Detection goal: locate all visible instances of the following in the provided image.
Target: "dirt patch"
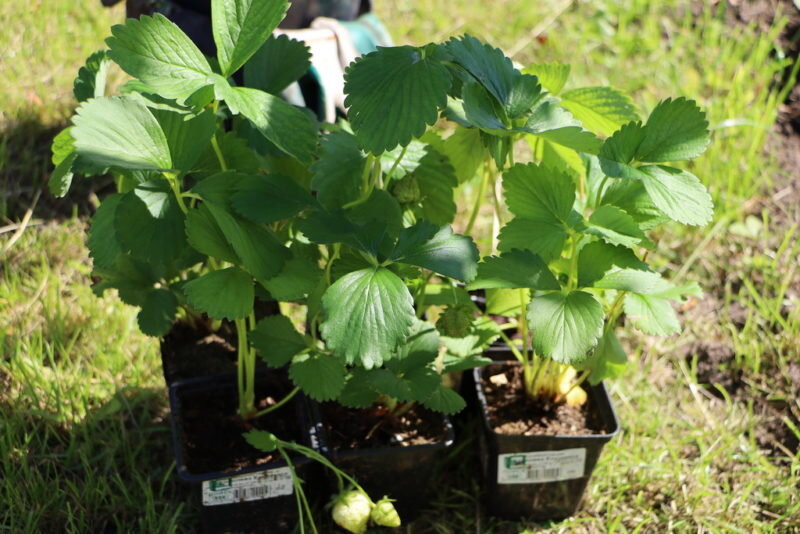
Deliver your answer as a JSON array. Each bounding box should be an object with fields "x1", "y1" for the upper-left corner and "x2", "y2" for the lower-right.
[
  {"x1": 319, "y1": 402, "x2": 447, "y2": 450},
  {"x1": 685, "y1": 340, "x2": 744, "y2": 396},
  {"x1": 481, "y1": 364, "x2": 607, "y2": 436}
]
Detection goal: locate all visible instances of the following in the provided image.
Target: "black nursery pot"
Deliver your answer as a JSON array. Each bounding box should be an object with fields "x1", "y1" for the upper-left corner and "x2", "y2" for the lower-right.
[
  {"x1": 169, "y1": 371, "x2": 318, "y2": 534},
  {"x1": 473, "y1": 361, "x2": 619, "y2": 521},
  {"x1": 310, "y1": 402, "x2": 455, "y2": 520}
]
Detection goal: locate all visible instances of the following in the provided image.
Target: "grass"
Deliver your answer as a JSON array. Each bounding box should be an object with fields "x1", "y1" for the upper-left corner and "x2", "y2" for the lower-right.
[{"x1": 2, "y1": 0, "x2": 799, "y2": 532}]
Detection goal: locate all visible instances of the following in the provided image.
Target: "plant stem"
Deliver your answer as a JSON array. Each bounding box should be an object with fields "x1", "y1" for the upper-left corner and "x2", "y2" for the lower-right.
[
  {"x1": 278, "y1": 447, "x2": 318, "y2": 534},
  {"x1": 342, "y1": 154, "x2": 377, "y2": 209},
  {"x1": 235, "y1": 317, "x2": 255, "y2": 418},
  {"x1": 253, "y1": 387, "x2": 300, "y2": 418},
  {"x1": 383, "y1": 145, "x2": 407, "y2": 190},
  {"x1": 211, "y1": 135, "x2": 228, "y2": 171},
  {"x1": 165, "y1": 173, "x2": 189, "y2": 214},
  {"x1": 465, "y1": 161, "x2": 490, "y2": 236},
  {"x1": 496, "y1": 328, "x2": 525, "y2": 364},
  {"x1": 566, "y1": 233, "x2": 580, "y2": 291}
]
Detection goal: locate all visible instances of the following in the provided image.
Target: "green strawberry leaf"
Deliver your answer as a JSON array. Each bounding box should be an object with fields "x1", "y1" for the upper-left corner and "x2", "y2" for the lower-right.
[
  {"x1": 468, "y1": 250, "x2": 560, "y2": 290},
  {"x1": 635, "y1": 97, "x2": 709, "y2": 162},
  {"x1": 522, "y1": 99, "x2": 601, "y2": 153},
  {"x1": 577, "y1": 241, "x2": 648, "y2": 287},
  {"x1": 575, "y1": 327, "x2": 627, "y2": 385},
  {"x1": 311, "y1": 130, "x2": 365, "y2": 210},
  {"x1": 244, "y1": 34, "x2": 311, "y2": 94},
  {"x1": 183, "y1": 266, "x2": 254, "y2": 320},
  {"x1": 88, "y1": 194, "x2": 124, "y2": 269},
  {"x1": 193, "y1": 131, "x2": 262, "y2": 178},
  {"x1": 422, "y1": 385, "x2": 466, "y2": 415},
  {"x1": 462, "y1": 82, "x2": 508, "y2": 134},
  {"x1": 527, "y1": 290, "x2": 604, "y2": 363},
  {"x1": 503, "y1": 162, "x2": 576, "y2": 222},
  {"x1": 391, "y1": 222, "x2": 479, "y2": 282},
  {"x1": 115, "y1": 180, "x2": 186, "y2": 265},
  {"x1": 74, "y1": 50, "x2": 111, "y2": 103},
  {"x1": 583, "y1": 205, "x2": 647, "y2": 247},
  {"x1": 251, "y1": 315, "x2": 307, "y2": 367},
  {"x1": 441, "y1": 315, "x2": 501, "y2": 357},
  {"x1": 624, "y1": 293, "x2": 680, "y2": 336},
  {"x1": 150, "y1": 108, "x2": 216, "y2": 171},
  {"x1": 243, "y1": 430, "x2": 278, "y2": 452},
  {"x1": 205, "y1": 202, "x2": 289, "y2": 281},
  {"x1": 337, "y1": 369, "x2": 380, "y2": 408},
  {"x1": 259, "y1": 253, "x2": 322, "y2": 301},
  {"x1": 600, "y1": 179, "x2": 668, "y2": 230},
  {"x1": 408, "y1": 147, "x2": 459, "y2": 226},
  {"x1": 106, "y1": 14, "x2": 213, "y2": 102},
  {"x1": 560, "y1": 87, "x2": 639, "y2": 137},
  {"x1": 497, "y1": 216, "x2": 569, "y2": 263},
  {"x1": 72, "y1": 97, "x2": 172, "y2": 171},
  {"x1": 523, "y1": 62, "x2": 570, "y2": 95},
  {"x1": 440, "y1": 353, "x2": 492, "y2": 374},
  {"x1": 137, "y1": 288, "x2": 178, "y2": 337},
  {"x1": 592, "y1": 269, "x2": 670, "y2": 294},
  {"x1": 289, "y1": 352, "x2": 346, "y2": 401},
  {"x1": 222, "y1": 86, "x2": 317, "y2": 163},
  {"x1": 486, "y1": 288, "x2": 531, "y2": 317},
  {"x1": 445, "y1": 35, "x2": 517, "y2": 106},
  {"x1": 386, "y1": 319, "x2": 441, "y2": 375},
  {"x1": 231, "y1": 174, "x2": 315, "y2": 224},
  {"x1": 423, "y1": 128, "x2": 484, "y2": 184},
  {"x1": 49, "y1": 153, "x2": 76, "y2": 198},
  {"x1": 638, "y1": 165, "x2": 713, "y2": 226},
  {"x1": 344, "y1": 45, "x2": 451, "y2": 154},
  {"x1": 320, "y1": 267, "x2": 415, "y2": 368},
  {"x1": 211, "y1": 0, "x2": 289, "y2": 77},
  {"x1": 185, "y1": 204, "x2": 239, "y2": 263}
]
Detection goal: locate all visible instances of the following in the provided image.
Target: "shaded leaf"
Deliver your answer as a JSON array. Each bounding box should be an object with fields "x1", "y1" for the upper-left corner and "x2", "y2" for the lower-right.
[
  {"x1": 392, "y1": 222, "x2": 479, "y2": 282},
  {"x1": 289, "y1": 352, "x2": 346, "y2": 401},
  {"x1": 183, "y1": 266, "x2": 254, "y2": 320},
  {"x1": 244, "y1": 34, "x2": 311, "y2": 94},
  {"x1": 231, "y1": 173, "x2": 315, "y2": 224},
  {"x1": 251, "y1": 315, "x2": 307, "y2": 367},
  {"x1": 137, "y1": 288, "x2": 178, "y2": 337},
  {"x1": 74, "y1": 50, "x2": 111, "y2": 103},
  {"x1": 468, "y1": 250, "x2": 559, "y2": 290},
  {"x1": 311, "y1": 130, "x2": 365, "y2": 210},
  {"x1": 422, "y1": 386, "x2": 466, "y2": 414},
  {"x1": 584, "y1": 205, "x2": 647, "y2": 247}
]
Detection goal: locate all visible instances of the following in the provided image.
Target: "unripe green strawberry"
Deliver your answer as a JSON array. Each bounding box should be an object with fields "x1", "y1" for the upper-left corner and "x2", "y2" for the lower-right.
[
  {"x1": 436, "y1": 305, "x2": 473, "y2": 338},
  {"x1": 391, "y1": 175, "x2": 421, "y2": 204},
  {"x1": 370, "y1": 497, "x2": 401, "y2": 527},
  {"x1": 331, "y1": 489, "x2": 372, "y2": 534}
]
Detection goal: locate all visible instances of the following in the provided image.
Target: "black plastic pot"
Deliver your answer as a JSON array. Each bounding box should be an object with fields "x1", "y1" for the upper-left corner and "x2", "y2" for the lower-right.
[
  {"x1": 311, "y1": 402, "x2": 455, "y2": 519},
  {"x1": 473, "y1": 361, "x2": 620, "y2": 521},
  {"x1": 169, "y1": 371, "x2": 319, "y2": 533}
]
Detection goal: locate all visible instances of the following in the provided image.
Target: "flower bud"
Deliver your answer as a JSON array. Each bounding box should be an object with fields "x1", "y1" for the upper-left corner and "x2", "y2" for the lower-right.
[
  {"x1": 331, "y1": 490, "x2": 372, "y2": 534},
  {"x1": 391, "y1": 175, "x2": 421, "y2": 204},
  {"x1": 370, "y1": 497, "x2": 401, "y2": 527},
  {"x1": 436, "y1": 305, "x2": 473, "y2": 338}
]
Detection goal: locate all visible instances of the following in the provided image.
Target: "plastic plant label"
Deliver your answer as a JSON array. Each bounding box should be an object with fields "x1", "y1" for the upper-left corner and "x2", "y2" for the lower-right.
[
  {"x1": 497, "y1": 448, "x2": 586, "y2": 484},
  {"x1": 201, "y1": 467, "x2": 293, "y2": 506}
]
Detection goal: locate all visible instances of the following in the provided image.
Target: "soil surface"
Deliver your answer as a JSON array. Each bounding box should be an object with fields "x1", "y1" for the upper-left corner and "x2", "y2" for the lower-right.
[
  {"x1": 178, "y1": 370, "x2": 302, "y2": 474},
  {"x1": 319, "y1": 402, "x2": 448, "y2": 450},
  {"x1": 160, "y1": 320, "x2": 238, "y2": 384},
  {"x1": 481, "y1": 364, "x2": 607, "y2": 436}
]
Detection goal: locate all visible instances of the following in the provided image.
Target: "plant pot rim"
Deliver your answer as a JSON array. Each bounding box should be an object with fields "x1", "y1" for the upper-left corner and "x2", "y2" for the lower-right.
[
  {"x1": 474, "y1": 361, "x2": 621, "y2": 441},
  {"x1": 169, "y1": 371, "x2": 310, "y2": 483}
]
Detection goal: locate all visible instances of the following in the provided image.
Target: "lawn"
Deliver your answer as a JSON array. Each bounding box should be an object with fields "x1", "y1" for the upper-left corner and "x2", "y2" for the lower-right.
[{"x1": 1, "y1": 0, "x2": 799, "y2": 532}]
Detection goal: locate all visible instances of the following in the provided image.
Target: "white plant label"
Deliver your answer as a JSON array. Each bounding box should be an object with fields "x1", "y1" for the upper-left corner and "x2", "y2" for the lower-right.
[
  {"x1": 202, "y1": 467, "x2": 293, "y2": 506},
  {"x1": 497, "y1": 448, "x2": 586, "y2": 484}
]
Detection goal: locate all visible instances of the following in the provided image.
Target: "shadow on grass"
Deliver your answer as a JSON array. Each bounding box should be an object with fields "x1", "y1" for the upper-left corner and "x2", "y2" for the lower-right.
[
  {"x1": 0, "y1": 386, "x2": 195, "y2": 533},
  {"x1": 0, "y1": 113, "x2": 115, "y2": 223}
]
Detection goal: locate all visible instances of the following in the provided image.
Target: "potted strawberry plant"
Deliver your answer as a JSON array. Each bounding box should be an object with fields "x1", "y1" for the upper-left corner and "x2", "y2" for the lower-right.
[
  {"x1": 52, "y1": 0, "x2": 335, "y2": 530},
  {"x1": 436, "y1": 42, "x2": 713, "y2": 519}
]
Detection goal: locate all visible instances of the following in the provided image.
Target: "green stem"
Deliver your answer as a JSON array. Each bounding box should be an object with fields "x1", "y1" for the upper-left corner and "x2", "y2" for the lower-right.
[
  {"x1": 566, "y1": 233, "x2": 580, "y2": 291},
  {"x1": 165, "y1": 173, "x2": 189, "y2": 214},
  {"x1": 465, "y1": 161, "x2": 490, "y2": 236},
  {"x1": 496, "y1": 328, "x2": 525, "y2": 364},
  {"x1": 383, "y1": 145, "x2": 407, "y2": 190},
  {"x1": 593, "y1": 175, "x2": 610, "y2": 209},
  {"x1": 342, "y1": 155, "x2": 377, "y2": 209},
  {"x1": 235, "y1": 318, "x2": 254, "y2": 418},
  {"x1": 277, "y1": 447, "x2": 317, "y2": 534},
  {"x1": 211, "y1": 135, "x2": 228, "y2": 171},
  {"x1": 254, "y1": 387, "x2": 300, "y2": 418}
]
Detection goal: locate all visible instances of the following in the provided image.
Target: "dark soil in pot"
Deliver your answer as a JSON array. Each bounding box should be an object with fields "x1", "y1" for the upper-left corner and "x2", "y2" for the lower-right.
[
  {"x1": 315, "y1": 402, "x2": 454, "y2": 520},
  {"x1": 474, "y1": 360, "x2": 619, "y2": 522},
  {"x1": 160, "y1": 299, "x2": 278, "y2": 385},
  {"x1": 170, "y1": 370, "x2": 315, "y2": 534}
]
